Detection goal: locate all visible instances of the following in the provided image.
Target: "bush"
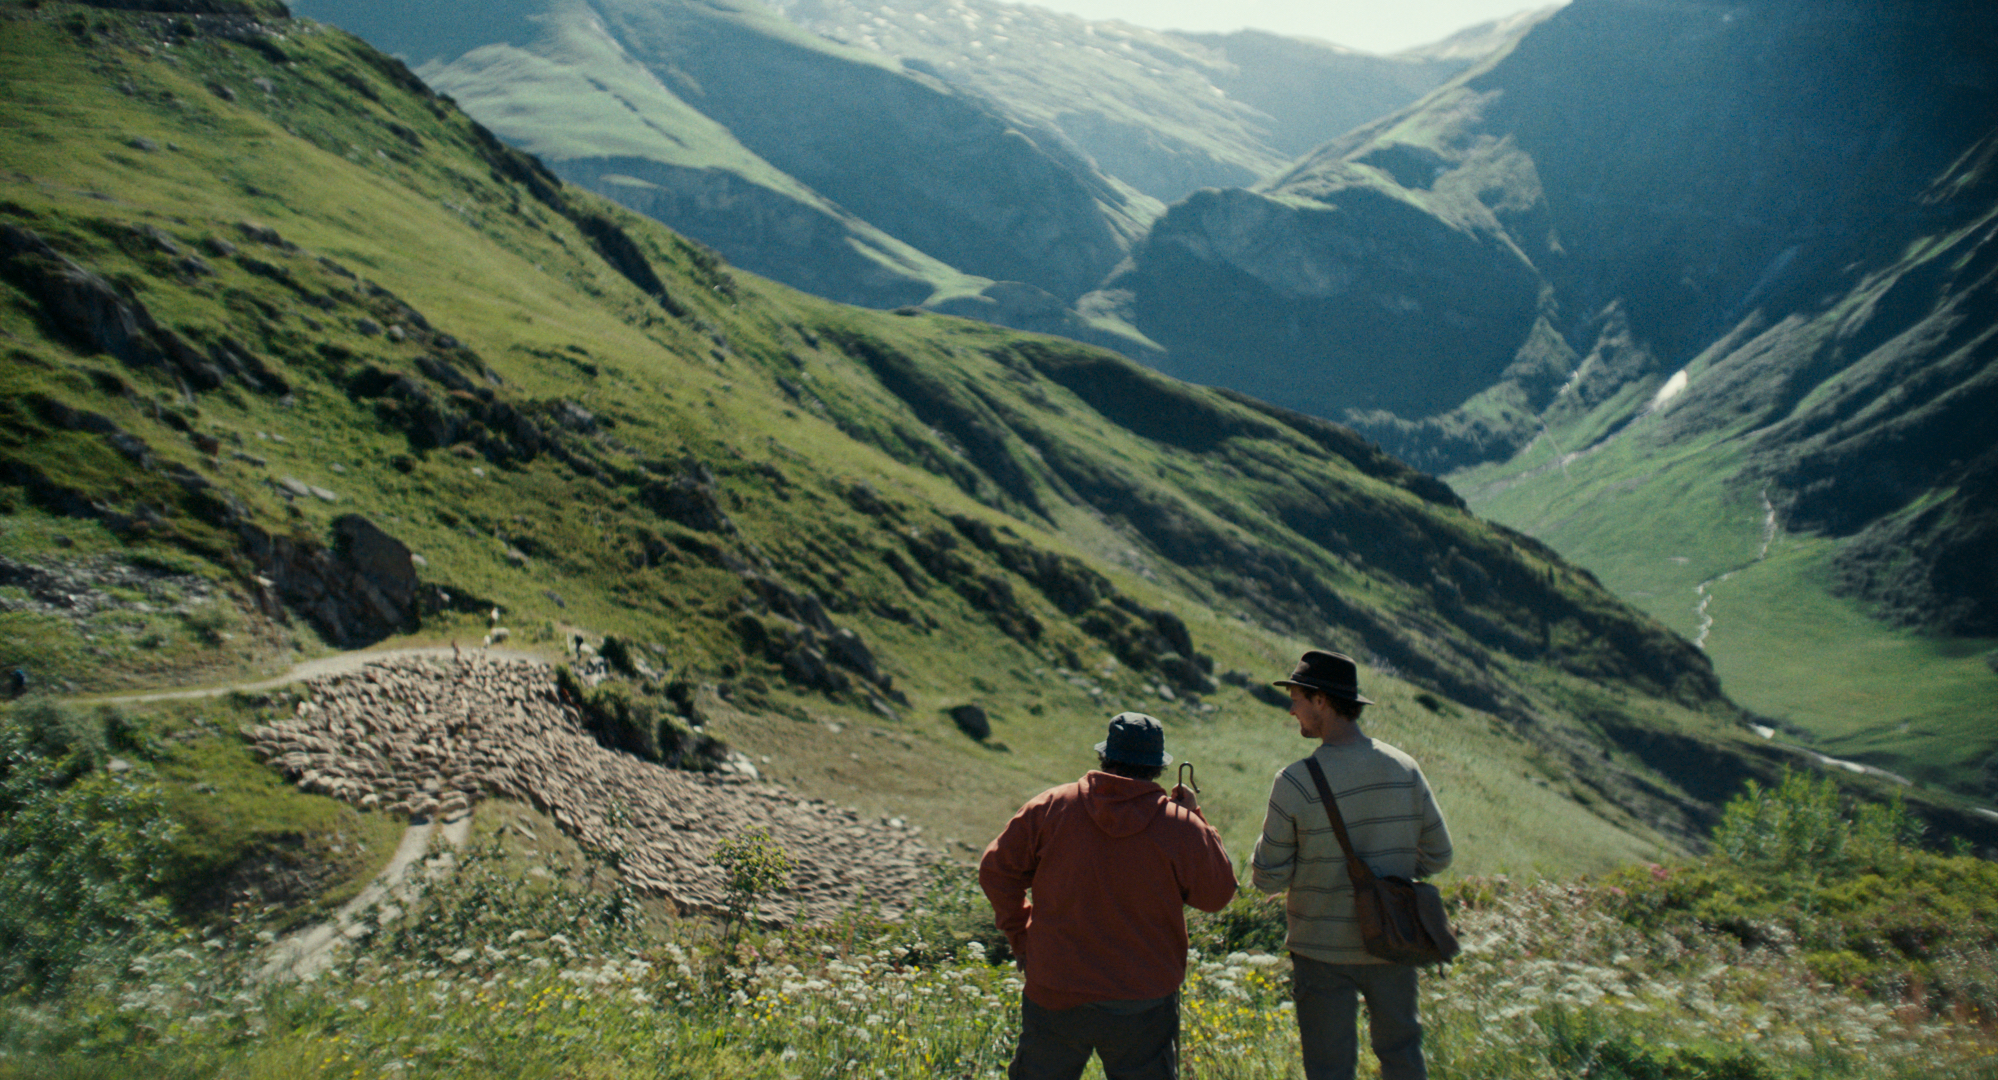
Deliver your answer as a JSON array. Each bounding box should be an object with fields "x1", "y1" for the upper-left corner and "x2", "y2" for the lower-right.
[
  {"x1": 895, "y1": 862, "x2": 1013, "y2": 965},
  {"x1": 710, "y1": 828, "x2": 793, "y2": 946},
  {"x1": 9, "y1": 699, "x2": 108, "y2": 770},
  {"x1": 599, "y1": 634, "x2": 639, "y2": 677},
  {"x1": 1606, "y1": 767, "x2": 1998, "y2": 1020},
  {"x1": 358, "y1": 834, "x2": 644, "y2": 966},
  {"x1": 556, "y1": 665, "x2": 726, "y2": 770},
  {"x1": 1711, "y1": 768, "x2": 1921, "y2": 874},
  {"x1": 1190, "y1": 889, "x2": 1287, "y2": 956},
  {"x1": 0, "y1": 704, "x2": 181, "y2": 997}
]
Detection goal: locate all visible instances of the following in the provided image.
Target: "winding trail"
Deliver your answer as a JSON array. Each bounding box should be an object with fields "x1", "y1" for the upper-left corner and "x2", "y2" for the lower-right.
[
  {"x1": 76, "y1": 646, "x2": 938, "y2": 979},
  {"x1": 86, "y1": 644, "x2": 546, "y2": 705},
  {"x1": 1691, "y1": 488, "x2": 1778, "y2": 651},
  {"x1": 258, "y1": 812, "x2": 473, "y2": 982},
  {"x1": 78, "y1": 645, "x2": 536, "y2": 981}
]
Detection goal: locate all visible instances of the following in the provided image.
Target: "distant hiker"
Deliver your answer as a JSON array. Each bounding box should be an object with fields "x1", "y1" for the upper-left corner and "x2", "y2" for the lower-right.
[
  {"x1": 980, "y1": 712, "x2": 1236, "y2": 1080},
  {"x1": 1252, "y1": 651, "x2": 1454, "y2": 1080},
  {"x1": 6, "y1": 668, "x2": 24, "y2": 699}
]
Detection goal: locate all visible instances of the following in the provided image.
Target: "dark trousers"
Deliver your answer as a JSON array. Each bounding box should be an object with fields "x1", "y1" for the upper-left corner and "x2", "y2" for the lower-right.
[
  {"x1": 1290, "y1": 954, "x2": 1426, "y2": 1080},
  {"x1": 1009, "y1": 995, "x2": 1179, "y2": 1080}
]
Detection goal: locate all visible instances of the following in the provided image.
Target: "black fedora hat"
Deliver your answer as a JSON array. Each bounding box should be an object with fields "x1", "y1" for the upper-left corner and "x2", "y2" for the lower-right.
[
  {"x1": 1273, "y1": 650, "x2": 1374, "y2": 705},
  {"x1": 1094, "y1": 711, "x2": 1173, "y2": 767}
]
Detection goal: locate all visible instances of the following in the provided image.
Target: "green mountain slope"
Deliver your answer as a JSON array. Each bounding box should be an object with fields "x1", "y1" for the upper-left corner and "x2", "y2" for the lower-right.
[
  {"x1": 1092, "y1": 0, "x2": 1998, "y2": 800},
  {"x1": 13, "y1": 0, "x2": 1957, "y2": 875},
  {"x1": 292, "y1": 0, "x2": 1150, "y2": 319},
  {"x1": 417, "y1": 3, "x2": 992, "y2": 312},
  {"x1": 286, "y1": 0, "x2": 1503, "y2": 351},
  {"x1": 771, "y1": 0, "x2": 1491, "y2": 203}
]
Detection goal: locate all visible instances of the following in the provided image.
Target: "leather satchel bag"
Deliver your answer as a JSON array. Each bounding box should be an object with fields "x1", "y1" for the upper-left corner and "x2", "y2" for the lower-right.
[{"x1": 1303, "y1": 756, "x2": 1460, "y2": 966}]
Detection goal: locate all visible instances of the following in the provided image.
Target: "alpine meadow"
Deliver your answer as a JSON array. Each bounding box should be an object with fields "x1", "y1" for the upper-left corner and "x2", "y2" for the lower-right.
[{"x1": 0, "y1": 1, "x2": 1994, "y2": 1078}]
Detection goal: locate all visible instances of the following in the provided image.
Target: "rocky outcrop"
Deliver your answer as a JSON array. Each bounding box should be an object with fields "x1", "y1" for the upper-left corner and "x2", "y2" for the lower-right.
[
  {"x1": 642, "y1": 459, "x2": 736, "y2": 535},
  {"x1": 946, "y1": 704, "x2": 990, "y2": 741},
  {"x1": 241, "y1": 514, "x2": 451, "y2": 647},
  {"x1": 0, "y1": 224, "x2": 282, "y2": 398},
  {"x1": 250, "y1": 655, "x2": 937, "y2": 922},
  {"x1": 732, "y1": 569, "x2": 906, "y2": 709}
]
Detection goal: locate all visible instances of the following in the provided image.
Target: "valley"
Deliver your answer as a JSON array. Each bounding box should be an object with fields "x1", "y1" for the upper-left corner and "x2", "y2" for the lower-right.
[
  {"x1": 279, "y1": 0, "x2": 1998, "y2": 807},
  {"x1": 0, "y1": 0, "x2": 1803, "y2": 891},
  {"x1": 1, "y1": 0, "x2": 1995, "y2": 1075}
]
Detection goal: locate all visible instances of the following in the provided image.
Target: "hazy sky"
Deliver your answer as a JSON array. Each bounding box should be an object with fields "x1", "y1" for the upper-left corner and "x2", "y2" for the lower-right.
[{"x1": 1010, "y1": 0, "x2": 1556, "y2": 53}]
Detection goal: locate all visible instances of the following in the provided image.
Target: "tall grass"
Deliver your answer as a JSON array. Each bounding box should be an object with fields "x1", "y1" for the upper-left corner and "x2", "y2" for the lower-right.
[{"x1": 6, "y1": 774, "x2": 1996, "y2": 1078}]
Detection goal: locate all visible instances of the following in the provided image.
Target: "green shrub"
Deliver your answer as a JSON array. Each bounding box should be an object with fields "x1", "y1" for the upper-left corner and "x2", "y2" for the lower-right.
[
  {"x1": 709, "y1": 827, "x2": 792, "y2": 946},
  {"x1": 1607, "y1": 768, "x2": 1998, "y2": 1019},
  {"x1": 10, "y1": 698, "x2": 107, "y2": 770},
  {"x1": 1190, "y1": 888, "x2": 1288, "y2": 956},
  {"x1": 358, "y1": 833, "x2": 644, "y2": 966},
  {"x1": 1711, "y1": 768, "x2": 1921, "y2": 874},
  {"x1": 892, "y1": 862, "x2": 1013, "y2": 965},
  {"x1": 599, "y1": 634, "x2": 639, "y2": 676},
  {"x1": 0, "y1": 704, "x2": 181, "y2": 997},
  {"x1": 556, "y1": 664, "x2": 727, "y2": 770}
]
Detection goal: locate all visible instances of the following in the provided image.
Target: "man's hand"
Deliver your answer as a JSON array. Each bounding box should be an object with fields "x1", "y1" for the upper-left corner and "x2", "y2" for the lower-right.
[{"x1": 1170, "y1": 784, "x2": 1199, "y2": 811}]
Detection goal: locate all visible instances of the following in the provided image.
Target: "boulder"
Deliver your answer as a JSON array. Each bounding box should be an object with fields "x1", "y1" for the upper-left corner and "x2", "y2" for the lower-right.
[
  {"x1": 333, "y1": 514, "x2": 418, "y2": 611},
  {"x1": 948, "y1": 704, "x2": 991, "y2": 741}
]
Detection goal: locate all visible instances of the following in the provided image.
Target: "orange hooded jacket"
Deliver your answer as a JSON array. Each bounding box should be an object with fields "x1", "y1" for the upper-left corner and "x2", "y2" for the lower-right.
[{"x1": 980, "y1": 770, "x2": 1238, "y2": 1010}]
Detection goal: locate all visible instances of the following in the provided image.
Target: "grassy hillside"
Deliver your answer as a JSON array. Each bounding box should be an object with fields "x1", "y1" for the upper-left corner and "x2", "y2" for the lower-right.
[
  {"x1": 10, "y1": 0, "x2": 1990, "y2": 910},
  {"x1": 1452, "y1": 372, "x2": 1998, "y2": 802},
  {"x1": 773, "y1": 0, "x2": 1485, "y2": 203},
  {"x1": 293, "y1": 0, "x2": 1151, "y2": 314}
]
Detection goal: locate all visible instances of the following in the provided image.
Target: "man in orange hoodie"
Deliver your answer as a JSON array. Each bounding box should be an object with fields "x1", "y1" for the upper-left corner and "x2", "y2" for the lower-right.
[{"x1": 980, "y1": 712, "x2": 1238, "y2": 1080}]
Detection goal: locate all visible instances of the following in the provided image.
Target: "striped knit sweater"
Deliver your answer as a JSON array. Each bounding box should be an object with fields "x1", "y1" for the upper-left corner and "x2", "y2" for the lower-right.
[{"x1": 1251, "y1": 738, "x2": 1453, "y2": 964}]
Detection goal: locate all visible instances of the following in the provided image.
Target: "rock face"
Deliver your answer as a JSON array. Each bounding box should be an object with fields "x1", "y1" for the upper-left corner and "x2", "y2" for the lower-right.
[
  {"x1": 1100, "y1": 182, "x2": 1544, "y2": 422},
  {"x1": 0, "y1": 224, "x2": 288, "y2": 398},
  {"x1": 331, "y1": 514, "x2": 416, "y2": 616},
  {"x1": 243, "y1": 515, "x2": 438, "y2": 647},
  {"x1": 251, "y1": 655, "x2": 937, "y2": 923}
]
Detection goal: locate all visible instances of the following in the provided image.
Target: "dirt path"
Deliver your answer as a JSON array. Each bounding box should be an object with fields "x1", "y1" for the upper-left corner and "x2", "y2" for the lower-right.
[
  {"x1": 258, "y1": 811, "x2": 474, "y2": 982},
  {"x1": 71, "y1": 644, "x2": 541, "y2": 982},
  {"x1": 85, "y1": 644, "x2": 549, "y2": 705},
  {"x1": 80, "y1": 646, "x2": 937, "y2": 979}
]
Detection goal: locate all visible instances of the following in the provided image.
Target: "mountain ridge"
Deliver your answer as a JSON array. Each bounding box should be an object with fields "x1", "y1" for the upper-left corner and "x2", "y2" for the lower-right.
[{"x1": 19, "y1": 0, "x2": 1960, "y2": 873}]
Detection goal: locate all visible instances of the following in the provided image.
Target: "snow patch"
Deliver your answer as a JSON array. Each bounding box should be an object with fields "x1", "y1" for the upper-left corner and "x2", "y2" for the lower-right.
[{"x1": 1650, "y1": 368, "x2": 1689, "y2": 410}]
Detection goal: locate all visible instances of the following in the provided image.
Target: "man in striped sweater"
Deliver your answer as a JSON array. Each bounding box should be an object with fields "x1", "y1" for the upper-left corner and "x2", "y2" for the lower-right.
[{"x1": 1251, "y1": 650, "x2": 1454, "y2": 1080}]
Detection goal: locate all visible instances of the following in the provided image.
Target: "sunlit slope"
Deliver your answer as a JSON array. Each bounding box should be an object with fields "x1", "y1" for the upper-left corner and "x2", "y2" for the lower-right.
[
  {"x1": 293, "y1": 0, "x2": 1148, "y2": 313},
  {"x1": 13, "y1": 1, "x2": 1969, "y2": 869},
  {"x1": 412, "y1": 2, "x2": 991, "y2": 311},
  {"x1": 770, "y1": 0, "x2": 1493, "y2": 203}
]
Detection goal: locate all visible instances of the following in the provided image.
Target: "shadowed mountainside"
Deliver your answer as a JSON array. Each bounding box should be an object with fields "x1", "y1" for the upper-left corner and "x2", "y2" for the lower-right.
[{"x1": 1088, "y1": 0, "x2": 1998, "y2": 767}]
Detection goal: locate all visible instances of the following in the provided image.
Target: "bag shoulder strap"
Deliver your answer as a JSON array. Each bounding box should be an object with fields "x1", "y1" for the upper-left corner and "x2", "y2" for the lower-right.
[{"x1": 1302, "y1": 755, "x2": 1376, "y2": 891}]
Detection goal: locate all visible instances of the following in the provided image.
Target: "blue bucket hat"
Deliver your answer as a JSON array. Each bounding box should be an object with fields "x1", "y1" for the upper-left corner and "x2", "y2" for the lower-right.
[{"x1": 1095, "y1": 711, "x2": 1172, "y2": 767}]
